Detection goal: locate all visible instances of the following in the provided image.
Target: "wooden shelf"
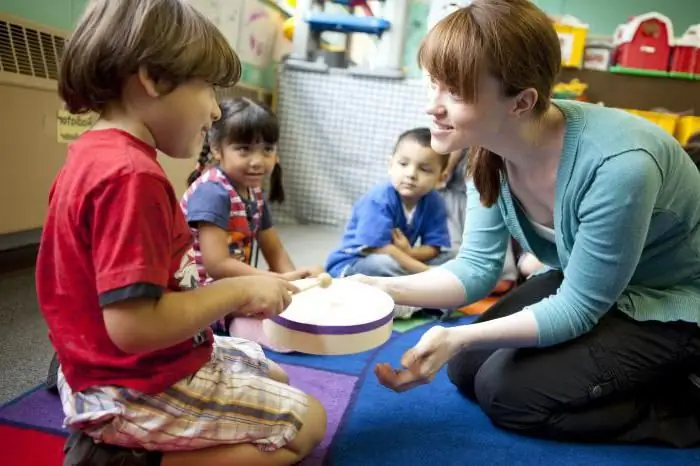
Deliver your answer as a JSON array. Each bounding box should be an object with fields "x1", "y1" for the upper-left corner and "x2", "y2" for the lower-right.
[{"x1": 557, "y1": 68, "x2": 700, "y2": 114}]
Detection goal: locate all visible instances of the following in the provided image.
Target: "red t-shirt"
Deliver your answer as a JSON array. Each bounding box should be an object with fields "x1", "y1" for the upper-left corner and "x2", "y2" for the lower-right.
[{"x1": 36, "y1": 129, "x2": 213, "y2": 394}]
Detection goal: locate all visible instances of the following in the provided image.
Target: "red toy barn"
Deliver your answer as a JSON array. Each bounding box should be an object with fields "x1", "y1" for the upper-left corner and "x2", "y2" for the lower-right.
[
  {"x1": 671, "y1": 25, "x2": 700, "y2": 76},
  {"x1": 613, "y1": 12, "x2": 674, "y2": 71}
]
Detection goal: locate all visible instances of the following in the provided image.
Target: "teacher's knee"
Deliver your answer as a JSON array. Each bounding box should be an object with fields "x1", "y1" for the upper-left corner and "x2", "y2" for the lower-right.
[
  {"x1": 474, "y1": 350, "x2": 550, "y2": 431},
  {"x1": 446, "y1": 349, "x2": 486, "y2": 400}
]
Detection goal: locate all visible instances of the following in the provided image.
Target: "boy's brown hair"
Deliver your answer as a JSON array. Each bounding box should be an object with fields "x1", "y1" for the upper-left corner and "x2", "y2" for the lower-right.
[
  {"x1": 59, "y1": 0, "x2": 241, "y2": 115},
  {"x1": 418, "y1": 0, "x2": 561, "y2": 206}
]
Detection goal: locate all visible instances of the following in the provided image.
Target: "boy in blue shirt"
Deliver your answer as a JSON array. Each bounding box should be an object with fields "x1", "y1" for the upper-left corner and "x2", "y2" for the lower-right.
[{"x1": 326, "y1": 128, "x2": 453, "y2": 317}]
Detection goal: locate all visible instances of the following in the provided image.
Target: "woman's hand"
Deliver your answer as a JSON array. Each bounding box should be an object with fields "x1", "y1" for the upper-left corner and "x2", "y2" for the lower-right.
[
  {"x1": 347, "y1": 274, "x2": 397, "y2": 299},
  {"x1": 375, "y1": 326, "x2": 460, "y2": 392}
]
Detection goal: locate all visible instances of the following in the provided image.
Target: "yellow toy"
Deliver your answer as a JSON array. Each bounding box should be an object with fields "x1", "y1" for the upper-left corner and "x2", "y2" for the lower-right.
[
  {"x1": 552, "y1": 79, "x2": 588, "y2": 100},
  {"x1": 283, "y1": 16, "x2": 295, "y2": 41}
]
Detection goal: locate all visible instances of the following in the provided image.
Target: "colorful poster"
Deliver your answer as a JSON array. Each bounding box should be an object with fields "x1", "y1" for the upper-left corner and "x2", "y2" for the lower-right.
[
  {"x1": 238, "y1": 0, "x2": 277, "y2": 68},
  {"x1": 427, "y1": 0, "x2": 472, "y2": 31},
  {"x1": 188, "y1": 0, "x2": 220, "y2": 27},
  {"x1": 219, "y1": 0, "x2": 245, "y2": 49}
]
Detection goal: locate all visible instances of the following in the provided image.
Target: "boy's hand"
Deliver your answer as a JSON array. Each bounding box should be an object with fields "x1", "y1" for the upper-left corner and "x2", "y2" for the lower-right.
[
  {"x1": 392, "y1": 229, "x2": 411, "y2": 252},
  {"x1": 233, "y1": 276, "x2": 300, "y2": 319},
  {"x1": 278, "y1": 270, "x2": 310, "y2": 281}
]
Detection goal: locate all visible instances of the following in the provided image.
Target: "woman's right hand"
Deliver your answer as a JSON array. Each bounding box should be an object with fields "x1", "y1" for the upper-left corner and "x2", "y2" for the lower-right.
[
  {"x1": 347, "y1": 274, "x2": 396, "y2": 299},
  {"x1": 233, "y1": 276, "x2": 300, "y2": 319}
]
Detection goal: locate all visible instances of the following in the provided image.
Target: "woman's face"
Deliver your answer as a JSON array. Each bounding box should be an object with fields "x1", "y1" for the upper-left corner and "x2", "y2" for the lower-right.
[{"x1": 425, "y1": 74, "x2": 514, "y2": 154}]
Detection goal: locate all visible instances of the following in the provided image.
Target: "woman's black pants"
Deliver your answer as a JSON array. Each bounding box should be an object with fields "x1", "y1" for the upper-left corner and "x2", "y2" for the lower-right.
[{"x1": 446, "y1": 270, "x2": 700, "y2": 447}]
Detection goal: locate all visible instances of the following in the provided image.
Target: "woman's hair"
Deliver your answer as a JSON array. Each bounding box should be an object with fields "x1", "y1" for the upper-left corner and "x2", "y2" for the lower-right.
[
  {"x1": 59, "y1": 0, "x2": 241, "y2": 114},
  {"x1": 418, "y1": 0, "x2": 561, "y2": 206},
  {"x1": 187, "y1": 98, "x2": 285, "y2": 203},
  {"x1": 685, "y1": 132, "x2": 700, "y2": 170}
]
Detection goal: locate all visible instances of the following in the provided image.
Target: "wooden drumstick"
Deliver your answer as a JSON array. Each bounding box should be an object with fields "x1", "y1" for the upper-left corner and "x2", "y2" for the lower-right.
[{"x1": 296, "y1": 273, "x2": 333, "y2": 294}]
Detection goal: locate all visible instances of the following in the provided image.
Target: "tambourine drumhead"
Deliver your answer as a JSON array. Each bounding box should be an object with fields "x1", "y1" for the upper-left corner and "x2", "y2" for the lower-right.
[{"x1": 262, "y1": 278, "x2": 395, "y2": 355}]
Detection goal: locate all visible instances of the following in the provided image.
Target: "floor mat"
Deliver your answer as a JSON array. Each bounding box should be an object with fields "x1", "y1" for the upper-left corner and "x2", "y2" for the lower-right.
[
  {"x1": 0, "y1": 424, "x2": 66, "y2": 466},
  {"x1": 2, "y1": 315, "x2": 700, "y2": 465}
]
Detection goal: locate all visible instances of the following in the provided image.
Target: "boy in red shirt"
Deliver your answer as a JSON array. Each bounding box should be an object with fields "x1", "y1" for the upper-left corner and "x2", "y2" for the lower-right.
[{"x1": 36, "y1": 1, "x2": 326, "y2": 465}]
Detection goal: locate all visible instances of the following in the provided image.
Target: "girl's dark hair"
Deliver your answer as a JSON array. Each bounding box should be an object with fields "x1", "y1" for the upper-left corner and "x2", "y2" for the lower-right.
[
  {"x1": 187, "y1": 138, "x2": 212, "y2": 186},
  {"x1": 186, "y1": 97, "x2": 285, "y2": 202}
]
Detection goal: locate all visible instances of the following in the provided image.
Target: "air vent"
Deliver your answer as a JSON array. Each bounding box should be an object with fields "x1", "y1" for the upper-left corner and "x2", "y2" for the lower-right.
[{"x1": 0, "y1": 18, "x2": 66, "y2": 82}]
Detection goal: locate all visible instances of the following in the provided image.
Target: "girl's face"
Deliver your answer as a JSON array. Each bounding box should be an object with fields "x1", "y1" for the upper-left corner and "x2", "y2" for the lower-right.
[
  {"x1": 212, "y1": 140, "x2": 278, "y2": 189},
  {"x1": 425, "y1": 74, "x2": 515, "y2": 154},
  {"x1": 138, "y1": 77, "x2": 221, "y2": 159}
]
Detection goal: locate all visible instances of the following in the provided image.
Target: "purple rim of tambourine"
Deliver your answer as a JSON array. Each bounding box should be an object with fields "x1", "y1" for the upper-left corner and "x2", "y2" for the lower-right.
[{"x1": 270, "y1": 311, "x2": 394, "y2": 335}]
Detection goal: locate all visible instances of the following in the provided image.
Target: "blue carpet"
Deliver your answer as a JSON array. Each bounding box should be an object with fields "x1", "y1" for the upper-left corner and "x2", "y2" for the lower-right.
[
  {"x1": 6, "y1": 315, "x2": 699, "y2": 464},
  {"x1": 268, "y1": 336, "x2": 396, "y2": 376},
  {"x1": 328, "y1": 317, "x2": 700, "y2": 465}
]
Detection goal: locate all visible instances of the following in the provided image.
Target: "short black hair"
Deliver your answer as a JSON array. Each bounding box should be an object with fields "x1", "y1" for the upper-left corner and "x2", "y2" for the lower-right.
[{"x1": 393, "y1": 127, "x2": 449, "y2": 169}]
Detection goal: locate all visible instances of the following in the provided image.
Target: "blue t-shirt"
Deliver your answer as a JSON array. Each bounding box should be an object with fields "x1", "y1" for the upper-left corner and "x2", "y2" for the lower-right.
[
  {"x1": 185, "y1": 181, "x2": 272, "y2": 232},
  {"x1": 325, "y1": 182, "x2": 451, "y2": 277}
]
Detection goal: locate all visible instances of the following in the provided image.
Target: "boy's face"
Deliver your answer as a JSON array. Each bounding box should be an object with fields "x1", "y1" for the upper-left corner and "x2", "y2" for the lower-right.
[
  {"x1": 388, "y1": 139, "x2": 447, "y2": 202},
  {"x1": 139, "y1": 76, "x2": 221, "y2": 159}
]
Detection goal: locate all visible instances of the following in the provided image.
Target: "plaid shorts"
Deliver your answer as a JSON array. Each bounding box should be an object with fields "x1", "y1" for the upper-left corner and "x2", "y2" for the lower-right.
[{"x1": 57, "y1": 336, "x2": 309, "y2": 452}]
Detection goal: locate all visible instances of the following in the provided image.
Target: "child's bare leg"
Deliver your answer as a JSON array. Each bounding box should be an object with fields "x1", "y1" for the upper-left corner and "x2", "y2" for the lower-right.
[
  {"x1": 162, "y1": 395, "x2": 327, "y2": 466},
  {"x1": 267, "y1": 359, "x2": 289, "y2": 384}
]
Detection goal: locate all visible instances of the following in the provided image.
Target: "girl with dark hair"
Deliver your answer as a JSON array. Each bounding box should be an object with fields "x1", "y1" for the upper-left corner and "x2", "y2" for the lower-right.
[{"x1": 182, "y1": 98, "x2": 321, "y2": 352}]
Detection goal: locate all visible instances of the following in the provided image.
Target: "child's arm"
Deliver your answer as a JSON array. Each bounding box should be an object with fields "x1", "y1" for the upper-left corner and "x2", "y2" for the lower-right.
[
  {"x1": 408, "y1": 245, "x2": 440, "y2": 262},
  {"x1": 198, "y1": 223, "x2": 276, "y2": 278},
  {"x1": 391, "y1": 228, "x2": 440, "y2": 263},
  {"x1": 257, "y1": 203, "x2": 296, "y2": 273},
  {"x1": 91, "y1": 174, "x2": 296, "y2": 354},
  {"x1": 370, "y1": 244, "x2": 430, "y2": 273},
  {"x1": 185, "y1": 182, "x2": 278, "y2": 279},
  {"x1": 103, "y1": 275, "x2": 295, "y2": 353}
]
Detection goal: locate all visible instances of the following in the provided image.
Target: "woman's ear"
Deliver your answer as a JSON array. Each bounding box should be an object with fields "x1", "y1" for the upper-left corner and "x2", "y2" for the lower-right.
[{"x1": 511, "y1": 88, "x2": 539, "y2": 118}]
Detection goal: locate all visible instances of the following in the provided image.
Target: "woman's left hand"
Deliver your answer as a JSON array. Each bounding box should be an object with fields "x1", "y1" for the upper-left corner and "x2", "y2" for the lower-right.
[{"x1": 375, "y1": 326, "x2": 460, "y2": 392}]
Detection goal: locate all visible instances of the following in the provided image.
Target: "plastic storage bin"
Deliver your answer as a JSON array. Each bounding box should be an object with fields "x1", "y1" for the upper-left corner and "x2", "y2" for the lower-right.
[
  {"x1": 554, "y1": 15, "x2": 589, "y2": 68},
  {"x1": 623, "y1": 109, "x2": 679, "y2": 135},
  {"x1": 676, "y1": 116, "x2": 700, "y2": 145}
]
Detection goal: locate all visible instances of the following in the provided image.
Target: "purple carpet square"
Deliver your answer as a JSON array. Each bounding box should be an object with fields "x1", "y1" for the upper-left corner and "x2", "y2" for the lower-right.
[
  {"x1": 0, "y1": 365, "x2": 358, "y2": 465},
  {"x1": 0, "y1": 388, "x2": 65, "y2": 432},
  {"x1": 282, "y1": 364, "x2": 359, "y2": 465}
]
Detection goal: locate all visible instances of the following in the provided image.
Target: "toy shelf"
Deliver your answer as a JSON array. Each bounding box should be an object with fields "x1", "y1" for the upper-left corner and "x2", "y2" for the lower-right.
[
  {"x1": 609, "y1": 65, "x2": 699, "y2": 80},
  {"x1": 558, "y1": 67, "x2": 700, "y2": 114},
  {"x1": 305, "y1": 13, "x2": 390, "y2": 35}
]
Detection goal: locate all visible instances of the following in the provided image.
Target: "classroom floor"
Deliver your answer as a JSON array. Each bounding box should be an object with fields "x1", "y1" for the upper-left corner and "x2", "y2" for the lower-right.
[{"x1": 0, "y1": 224, "x2": 343, "y2": 403}]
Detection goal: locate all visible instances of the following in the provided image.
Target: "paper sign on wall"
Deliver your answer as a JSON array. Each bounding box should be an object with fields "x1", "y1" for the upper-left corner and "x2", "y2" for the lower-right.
[
  {"x1": 558, "y1": 32, "x2": 574, "y2": 63},
  {"x1": 57, "y1": 110, "x2": 94, "y2": 143},
  {"x1": 238, "y1": 1, "x2": 276, "y2": 68},
  {"x1": 219, "y1": 0, "x2": 244, "y2": 49},
  {"x1": 189, "y1": 0, "x2": 221, "y2": 27}
]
